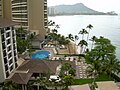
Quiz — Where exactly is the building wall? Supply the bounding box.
[0,0,2,17]
[12,0,28,30]
[1,0,12,20]
[28,0,46,40]
[0,31,5,82]
[0,26,18,82]
[11,0,48,40]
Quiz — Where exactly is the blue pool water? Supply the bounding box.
[32,50,50,59]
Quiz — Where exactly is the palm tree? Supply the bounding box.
[89,36,97,50]
[68,34,74,41]
[103,55,120,78]
[52,29,58,33]
[78,40,88,54]
[74,35,79,54]
[86,24,93,42]
[78,29,88,40]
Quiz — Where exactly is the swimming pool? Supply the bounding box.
[32,50,50,59]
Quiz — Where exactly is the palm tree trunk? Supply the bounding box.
[74,40,76,54]
[80,46,83,54]
[91,41,94,50]
[86,29,90,42]
[82,34,84,40]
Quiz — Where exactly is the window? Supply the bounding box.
[9,59,13,65]
[5,65,8,71]
[13,38,15,43]
[6,71,9,78]
[15,62,18,68]
[6,32,10,38]
[14,56,17,62]
[12,30,15,36]
[13,44,16,50]
[3,50,7,57]
[7,46,11,52]
[2,34,5,41]
[10,65,13,71]
[4,57,7,64]
[7,39,11,45]
[2,42,6,49]
[14,51,16,56]
[1,28,4,34]
[8,52,12,59]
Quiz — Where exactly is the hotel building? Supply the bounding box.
[0,0,2,17]
[11,0,48,40]
[0,0,12,20]
[0,18,18,82]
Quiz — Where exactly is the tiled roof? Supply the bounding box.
[0,18,17,28]
[9,59,76,84]
[10,73,32,84]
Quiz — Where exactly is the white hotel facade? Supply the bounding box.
[0,18,18,82]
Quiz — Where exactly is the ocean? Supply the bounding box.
[48,15,120,60]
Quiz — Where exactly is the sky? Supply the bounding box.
[48,0,120,13]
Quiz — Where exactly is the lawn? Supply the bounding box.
[73,74,113,85]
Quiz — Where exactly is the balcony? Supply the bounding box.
[12,2,27,6]
[12,12,27,15]
[12,4,27,8]
[12,0,27,4]
[7,39,11,45]
[12,17,28,20]
[9,59,13,66]
[12,19,28,23]
[12,10,27,13]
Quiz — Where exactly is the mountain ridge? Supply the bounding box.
[48,3,117,16]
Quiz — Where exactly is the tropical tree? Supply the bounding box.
[89,36,97,50]
[63,75,74,90]
[67,34,74,41]
[16,27,33,54]
[0,81,21,90]
[78,40,88,54]
[60,63,76,77]
[103,54,120,78]
[74,35,79,54]
[52,29,58,33]
[86,24,93,42]
[48,20,60,34]
[86,60,102,83]
[78,29,88,40]
[86,36,120,81]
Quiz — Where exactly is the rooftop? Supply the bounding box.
[96,81,119,90]
[0,18,17,28]
[8,59,76,84]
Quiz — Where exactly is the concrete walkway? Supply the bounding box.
[75,57,92,79]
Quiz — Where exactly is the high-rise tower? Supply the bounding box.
[0,18,18,82]
[11,0,48,40]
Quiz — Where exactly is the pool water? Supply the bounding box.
[32,50,50,59]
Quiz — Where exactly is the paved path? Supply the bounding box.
[75,57,92,79]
